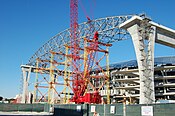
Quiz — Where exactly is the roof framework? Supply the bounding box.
[21,14,175,104]
[28,15,133,66]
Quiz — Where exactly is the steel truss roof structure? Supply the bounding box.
[28,15,134,66]
[20,14,175,104]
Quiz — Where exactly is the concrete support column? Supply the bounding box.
[21,66,32,103]
[126,23,156,104]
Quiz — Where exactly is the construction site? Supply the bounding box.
[0,0,175,116]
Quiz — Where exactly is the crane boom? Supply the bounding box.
[70,0,107,104]
[70,0,81,102]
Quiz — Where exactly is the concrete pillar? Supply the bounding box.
[126,23,156,104]
[21,66,32,103]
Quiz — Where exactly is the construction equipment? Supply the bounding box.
[69,0,112,104]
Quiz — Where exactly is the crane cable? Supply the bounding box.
[79,0,96,20]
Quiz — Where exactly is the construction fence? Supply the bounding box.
[1,103,175,116]
[54,103,123,116]
[54,103,175,116]
[126,103,175,116]
[0,103,50,112]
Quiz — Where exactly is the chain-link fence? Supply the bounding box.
[54,103,175,116]
[54,103,123,116]
[0,103,47,112]
[1,103,175,116]
[126,103,175,116]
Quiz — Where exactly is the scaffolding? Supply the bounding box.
[32,50,73,104]
[29,33,112,104]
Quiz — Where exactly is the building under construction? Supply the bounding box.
[19,14,175,105]
[100,56,175,104]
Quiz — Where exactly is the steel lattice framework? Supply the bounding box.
[28,15,134,66]
[20,14,175,104]
[21,15,136,104]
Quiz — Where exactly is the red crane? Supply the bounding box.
[70,0,103,104]
[70,0,82,103]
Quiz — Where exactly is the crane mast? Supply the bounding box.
[70,0,111,104]
[70,0,84,103]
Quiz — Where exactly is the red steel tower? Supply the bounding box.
[70,0,82,103]
[70,0,111,104]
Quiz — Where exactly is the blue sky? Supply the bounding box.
[0,0,175,98]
